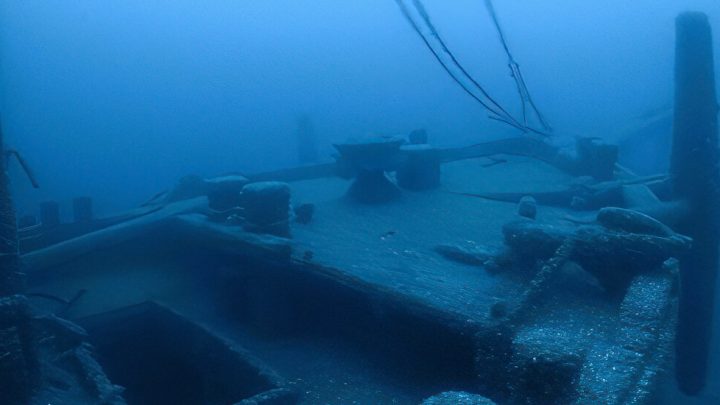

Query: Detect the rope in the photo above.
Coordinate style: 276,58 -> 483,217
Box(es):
411,0 -> 518,123
484,0 -> 552,132
395,0 -> 553,136
506,237 -> 576,327
395,0 -> 527,132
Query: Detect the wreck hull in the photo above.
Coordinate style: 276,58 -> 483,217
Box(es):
24,156 -> 680,404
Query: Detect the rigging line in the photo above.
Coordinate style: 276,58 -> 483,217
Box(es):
484,0 -> 552,131
487,115 -> 550,137
413,0 -> 509,118
514,63 -> 552,131
512,64 -> 529,126
482,0 -> 534,128
483,0 -> 513,62
394,0 -> 527,132
410,0 -> 520,124
399,0 -> 509,122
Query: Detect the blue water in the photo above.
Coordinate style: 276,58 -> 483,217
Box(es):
0,0 -> 717,215
2,1 -> 720,404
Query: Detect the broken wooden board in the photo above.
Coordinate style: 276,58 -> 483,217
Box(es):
23,198 -> 208,273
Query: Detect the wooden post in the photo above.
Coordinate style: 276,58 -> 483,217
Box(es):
241,182 -> 291,237
0,122 -> 35,404
296,115 -> 318,164
397,145 -> 441,190
0,125 -> 22,296
671,12 -> 720,395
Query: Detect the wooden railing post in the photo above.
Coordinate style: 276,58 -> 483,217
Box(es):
0,125 -> 23,296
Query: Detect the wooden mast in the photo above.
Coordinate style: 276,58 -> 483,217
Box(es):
671,11 -> 720,395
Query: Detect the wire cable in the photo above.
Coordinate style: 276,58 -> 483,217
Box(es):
395,0 -> 527,132
484,0 -> 552,131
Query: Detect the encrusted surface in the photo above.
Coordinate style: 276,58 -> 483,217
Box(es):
21,156 -> 680,403
421,390 -> 496,404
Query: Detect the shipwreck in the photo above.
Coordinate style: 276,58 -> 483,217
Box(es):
1,6 -> 719,405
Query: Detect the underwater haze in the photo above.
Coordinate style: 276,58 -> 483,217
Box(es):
0,0 -> 719,214
2,1 -> 720,404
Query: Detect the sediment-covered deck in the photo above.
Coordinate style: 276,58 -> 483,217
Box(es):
23,153 -> 678,404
